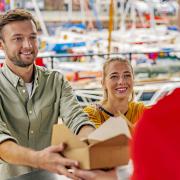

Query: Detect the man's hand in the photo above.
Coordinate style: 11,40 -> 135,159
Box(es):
73,168 -> 117,180
0,141 -> 80,180
35,143 -> 80,180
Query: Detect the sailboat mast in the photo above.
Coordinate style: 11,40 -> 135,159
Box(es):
108,0 -> 114,55
32,0 -> 48,36
10,0 -> 15,9
177,0 -> 180,29
147,0 -> 156,31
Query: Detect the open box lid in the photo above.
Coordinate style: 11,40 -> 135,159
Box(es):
87,116 -> 131,144
89,134 -> 129,148
52,115 -> 131,149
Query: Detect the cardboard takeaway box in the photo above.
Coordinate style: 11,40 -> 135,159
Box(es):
51,116 -> 131,170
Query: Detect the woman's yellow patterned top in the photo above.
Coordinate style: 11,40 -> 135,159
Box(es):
84,101 -> 147,129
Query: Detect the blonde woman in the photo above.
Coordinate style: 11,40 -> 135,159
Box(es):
84,57 -> 147,131
73,57 -> 147,180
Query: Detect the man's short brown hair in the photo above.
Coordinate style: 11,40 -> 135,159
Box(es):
0,8 -> 38,39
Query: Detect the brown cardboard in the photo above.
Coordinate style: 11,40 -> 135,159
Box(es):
51,116 -> 131,169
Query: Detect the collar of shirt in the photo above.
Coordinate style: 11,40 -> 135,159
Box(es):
1,63 -> 39,89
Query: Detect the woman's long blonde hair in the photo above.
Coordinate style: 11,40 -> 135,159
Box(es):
101,57 -> 134,105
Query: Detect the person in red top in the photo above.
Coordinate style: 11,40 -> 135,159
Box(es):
132,88 -> 180,180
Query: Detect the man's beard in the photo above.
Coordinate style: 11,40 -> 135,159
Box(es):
6,51 -> 36,68
10,57 -> 34,67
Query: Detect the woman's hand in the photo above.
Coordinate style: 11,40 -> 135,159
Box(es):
73,168 -> 117,180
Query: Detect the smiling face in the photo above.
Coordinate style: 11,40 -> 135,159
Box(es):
102,60 -> 134,102
0,20 -> 38,68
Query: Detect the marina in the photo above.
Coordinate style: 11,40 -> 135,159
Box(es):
0,1 -> 180,179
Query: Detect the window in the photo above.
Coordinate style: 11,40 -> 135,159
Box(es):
139,91 -> 156,101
